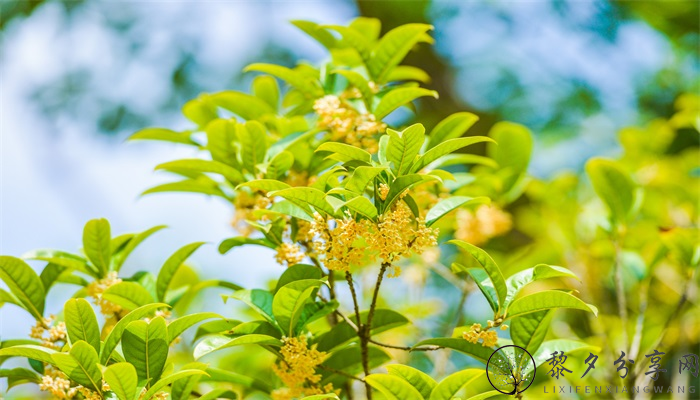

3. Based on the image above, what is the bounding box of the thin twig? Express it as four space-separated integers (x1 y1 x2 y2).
368 339 441 352
318 365 366 383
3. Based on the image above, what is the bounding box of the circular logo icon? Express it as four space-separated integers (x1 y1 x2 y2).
486 345 536 395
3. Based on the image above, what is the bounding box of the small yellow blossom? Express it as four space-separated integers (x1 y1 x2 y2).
463 322 500 347
30 315 67 350
275 242 306 266
378 183 390 200
313 95 385 152
272 335 337 400
86 271 122 317
455 205 512 245
231 191 272 237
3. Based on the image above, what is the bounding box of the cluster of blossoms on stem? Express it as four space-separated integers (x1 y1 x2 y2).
86 271 123 318
271 335 336 400
30 315 67 350
313 95 386 153
309 201 438 277
39 367 108 399
463 319 508 347
231 191 273 237
455 204 512 245
275 242 306 266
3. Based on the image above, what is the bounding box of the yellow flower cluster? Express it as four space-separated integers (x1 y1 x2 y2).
271 335 336 400
30 315 67 350
231 192 272 237
39 367 109 399
86 271 122 317
378 183 390 200
275 242 306 266
455 204 512 245
309 203 438 276
313 95 385 152
462 323 499 347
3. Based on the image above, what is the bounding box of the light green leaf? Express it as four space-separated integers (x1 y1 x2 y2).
429 369 485 400
194 334 282 360
341 196 378 220
506 291 598 320
103 282 156 311
122 317 168 385
205 118 238 168
182 96 218 126
167 312 222 344
272 280 323 335
387 124 425 175
170 362 207 400
488 122 532 197
238 121 268 174
448 240 507 311
156 242 205 302
52 341 102 392
333 70 374 107
386 365 436 399
0 256 46 320
155 159 243 185
462 268 498 313
426 196 490 227
129 128 196 146
374 88 438 119
411 137 495 173
64 299 100 353
0 345 57 365
316 142 372 164
430 154 497 169
368 23 433 82
174 280 241 314
269 187 336 216
101 303 169 364
510 310 553 356
142 370 208 400
383 174 438 210
237 180 291 194
245 63 323 98
300 394 340 400
366 374 425 400
252 75 280 109
22 250 96 277
209 90 276 120
142 178 229 200
291 20 337 50
82 218 111 277
585 158 637 225
103 363 138 400
386 66 431 83
325 25 372 62
275 264 323 293
202 367 272 392
228 289 276 324
344 166 388 194
266 151 295 179
504 264 580 307
463 390 501 400
111 225 166 272
427 112 480 150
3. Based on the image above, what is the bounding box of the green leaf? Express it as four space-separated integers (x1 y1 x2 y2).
332 70 374 107
275 264 323 293
205 119 238 167
386 365 436 399
0 367 41 390
411 137 495 173
0 345 57 365
429 370 486 400
142 177 229 199
374 88 438 119
430 154 497 169
0 256 46 320
325 25 372 62
82 218 111 277
504 264 580 307
209 90 276 120
386 66 431 83
316 309 409 352
269 187 336 216
237 179 291 193
229 289 276 324
266 151 295 179
425 196 490 227
3 258 48 320
174 280 242 314
142 370 208 400
101 303 168 364
111 225 166 272
427 112 480 150
129 128 196 146
291 20 338 50
300 395 340 400
488 122 532 197
122 317 168 385
366 374 425 400
448 241 507 311
52 341 102 392
462 390 501 400
23 250 96 277
244 63 323 98
194 334 282 360
170 362 207 400
194 319 241 341
510 310 553 356
383 174 438 210
506 291 598 320
156 242 205 302
316 142 372 164
167 312 222 344
252 75 280 109
272 280 323 335
413 338 498 364
218 237 275 254
387 124 425 175
344 166 388 194
155 159 243 185
341 196 378 220
103 282 156 311
103 363 138 400
271 200 315 221
368 23 433 82
183 96 218 126
585 158 637 225
202 367 272 392
462 268 498 313
238 121 268 174
64 299 100 353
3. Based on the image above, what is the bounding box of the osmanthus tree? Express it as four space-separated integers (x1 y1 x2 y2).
0 18 599 400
